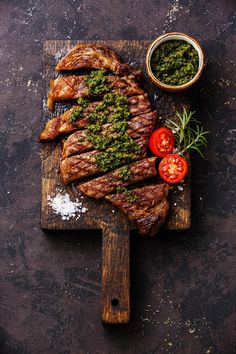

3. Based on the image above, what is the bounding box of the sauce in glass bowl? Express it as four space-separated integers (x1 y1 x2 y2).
151 39 199 86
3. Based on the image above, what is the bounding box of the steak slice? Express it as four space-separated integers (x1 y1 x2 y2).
39 94 151 141
56 44 131 75
62 111 157 158
47 72 144 110
60 138 148 184
105 184 169 236
78 157 157 199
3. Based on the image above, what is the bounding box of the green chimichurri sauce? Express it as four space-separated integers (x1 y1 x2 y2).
69 97 89 123
85 68 111 95
84 93 141 172
151 40 199 86
119 166 133 181
116 186 138 203
93 133 141 172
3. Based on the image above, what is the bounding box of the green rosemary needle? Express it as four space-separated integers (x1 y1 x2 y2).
165 107 208 158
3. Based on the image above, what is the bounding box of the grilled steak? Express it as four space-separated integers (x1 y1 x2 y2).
56 44 131 75
39 94 151 141
39 106 93 141
60 138 148 184
105 184 169 236
41 44 171 236
62 130 90 158
78 157 157 199
62 111 157 158
47 72 144 110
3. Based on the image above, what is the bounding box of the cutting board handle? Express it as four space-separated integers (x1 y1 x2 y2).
101 225 130 324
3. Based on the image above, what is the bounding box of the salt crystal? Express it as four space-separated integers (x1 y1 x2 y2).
164 0 180 30
47 193 87 220
189 327 196 334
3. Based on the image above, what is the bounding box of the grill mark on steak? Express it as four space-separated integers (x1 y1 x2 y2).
60 138 148 184
47 72 144 110
78 157 157 199
105 184 169 236
39 94 151 141
56 44 132 75
61 111 157 158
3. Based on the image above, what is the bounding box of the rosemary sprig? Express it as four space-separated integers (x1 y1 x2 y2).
165 107 208 158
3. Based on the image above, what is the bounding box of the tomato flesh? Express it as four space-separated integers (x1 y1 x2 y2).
149 127 174 157
158 154 188 184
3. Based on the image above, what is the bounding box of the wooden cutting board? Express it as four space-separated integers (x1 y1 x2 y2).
41 40 191 324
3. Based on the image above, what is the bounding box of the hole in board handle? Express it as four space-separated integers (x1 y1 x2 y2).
111 298 119 307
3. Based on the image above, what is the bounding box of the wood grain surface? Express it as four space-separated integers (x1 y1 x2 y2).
41 40 191 324
101 222 130 323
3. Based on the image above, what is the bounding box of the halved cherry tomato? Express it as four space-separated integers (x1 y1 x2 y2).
158 154 188 184
149 127 174 157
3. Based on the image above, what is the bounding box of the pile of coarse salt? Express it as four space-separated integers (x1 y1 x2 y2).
47 193 88 221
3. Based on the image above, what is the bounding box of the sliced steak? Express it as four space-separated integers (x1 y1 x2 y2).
78 157 157 199
62 111 157 158
56 43 131 75
39 94 151 141
105 184 169 236
47 72 144 110
60 138 148 184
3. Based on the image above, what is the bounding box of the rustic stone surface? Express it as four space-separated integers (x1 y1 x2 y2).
0 1 235 353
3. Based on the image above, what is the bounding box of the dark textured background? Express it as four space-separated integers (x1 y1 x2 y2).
0 1 235 353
